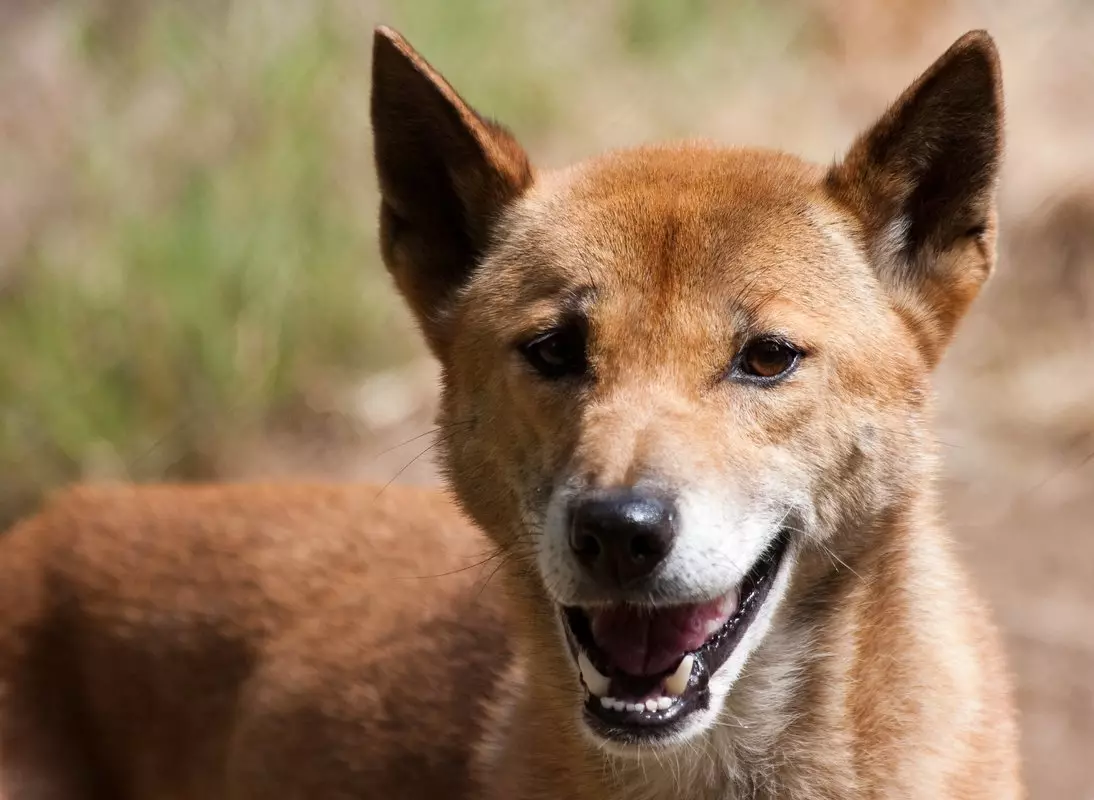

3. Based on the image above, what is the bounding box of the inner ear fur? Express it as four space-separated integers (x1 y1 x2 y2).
370 26 533 355
826 30 1005 361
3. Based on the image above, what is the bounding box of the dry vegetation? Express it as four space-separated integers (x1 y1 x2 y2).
1 0 1091 795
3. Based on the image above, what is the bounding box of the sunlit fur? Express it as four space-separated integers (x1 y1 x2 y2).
0 27 1020 800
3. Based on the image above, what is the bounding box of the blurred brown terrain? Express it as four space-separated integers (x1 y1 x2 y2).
1 0 1091 796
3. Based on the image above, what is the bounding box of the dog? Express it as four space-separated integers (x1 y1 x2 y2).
0 26 1021 800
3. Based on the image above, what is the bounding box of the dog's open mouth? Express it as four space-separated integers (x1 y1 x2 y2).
561 530 791 742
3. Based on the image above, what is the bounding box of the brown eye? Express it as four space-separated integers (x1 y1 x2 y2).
737 338 801 381
521 325 588 380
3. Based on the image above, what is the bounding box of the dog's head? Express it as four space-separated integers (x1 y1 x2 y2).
371 28 1003 750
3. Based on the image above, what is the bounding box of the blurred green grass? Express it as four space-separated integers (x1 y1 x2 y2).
2 2 401 520
0 0 796 524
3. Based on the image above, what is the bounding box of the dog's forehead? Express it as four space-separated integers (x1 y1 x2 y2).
479 145 880 339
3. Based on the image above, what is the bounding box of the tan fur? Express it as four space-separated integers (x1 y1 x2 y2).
0 27 1020 800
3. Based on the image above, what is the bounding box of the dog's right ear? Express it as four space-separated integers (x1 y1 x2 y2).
371 27 533 354
826 31 1004 365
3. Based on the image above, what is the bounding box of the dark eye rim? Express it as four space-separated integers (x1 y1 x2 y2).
518 323 589 380
729 336 804 385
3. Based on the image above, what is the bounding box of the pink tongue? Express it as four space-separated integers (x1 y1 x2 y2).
590 600 728 676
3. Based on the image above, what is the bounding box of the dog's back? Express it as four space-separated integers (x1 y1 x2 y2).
0 484 509 799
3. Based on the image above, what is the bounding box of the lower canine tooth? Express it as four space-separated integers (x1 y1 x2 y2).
721 588 741 618
578 652 611 697
663 654 694 697
645 698 658 712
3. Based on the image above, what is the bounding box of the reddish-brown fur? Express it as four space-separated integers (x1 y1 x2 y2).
1 27 1020 800
1 485 510 799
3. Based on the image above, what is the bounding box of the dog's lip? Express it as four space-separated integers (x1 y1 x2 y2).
560 529 792 741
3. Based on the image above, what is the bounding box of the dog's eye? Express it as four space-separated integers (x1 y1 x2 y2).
736 338 800 381
521 326 588 379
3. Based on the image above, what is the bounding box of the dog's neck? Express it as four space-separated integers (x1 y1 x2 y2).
480 498 949 800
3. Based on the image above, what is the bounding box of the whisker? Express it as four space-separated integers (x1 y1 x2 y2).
370 418 476 457
374 430 461 499
393 545 510 580
781 522 870 585
812 538 867 584
475 549 522 600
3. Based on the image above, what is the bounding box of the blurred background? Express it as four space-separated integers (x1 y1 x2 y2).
1 0 1091 794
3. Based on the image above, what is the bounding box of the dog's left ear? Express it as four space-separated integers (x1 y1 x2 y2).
827 30 1004 364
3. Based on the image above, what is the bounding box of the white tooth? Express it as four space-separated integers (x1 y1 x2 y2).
663 654 694 697
721 588 740 618
657 696 673 710
578 652 611 697
704 616 726 638
630 703 644 713
600 695 613 708
645 698 658 712
611 699 625 711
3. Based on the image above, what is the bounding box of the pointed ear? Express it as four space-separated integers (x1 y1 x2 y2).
826 30 1004 363
370 26 533 354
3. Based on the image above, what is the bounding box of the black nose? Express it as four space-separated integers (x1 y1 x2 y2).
568 489 677 587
